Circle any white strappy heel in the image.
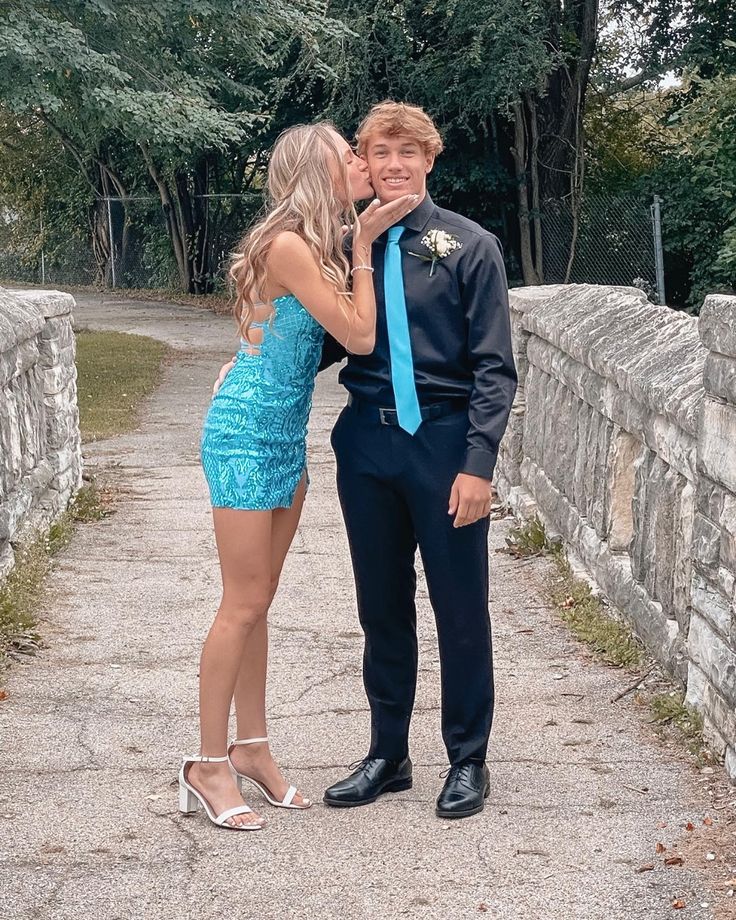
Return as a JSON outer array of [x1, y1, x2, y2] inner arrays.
[[178, 754, 265, 830], [228, 737, 312, 809]]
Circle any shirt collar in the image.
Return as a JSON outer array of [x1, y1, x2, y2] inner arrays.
[[400, 193, 436, 233]]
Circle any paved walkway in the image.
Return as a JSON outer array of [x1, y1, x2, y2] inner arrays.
[[1, 292, 732, 919]]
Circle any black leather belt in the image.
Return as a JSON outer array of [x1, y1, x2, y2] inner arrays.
[[346, 393, 467, 425]]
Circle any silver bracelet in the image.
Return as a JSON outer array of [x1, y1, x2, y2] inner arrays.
[[351, 264, 374, 275]]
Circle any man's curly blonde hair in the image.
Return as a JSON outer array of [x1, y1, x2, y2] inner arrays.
[[355, 101, 444, 158]]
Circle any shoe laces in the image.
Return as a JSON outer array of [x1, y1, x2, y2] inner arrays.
[[348, 757, 372, 772], [439, 762, 475, 782]]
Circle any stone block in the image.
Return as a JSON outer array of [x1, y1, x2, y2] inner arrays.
[[699, 293, 736, 359], [726, 746, 736, 783], [698, 398, 736, 494], [718, 566, 735, 601], [8, 287, 75, 320], [684, 662, 735, 757], [42, 362, 75, 397], [703, 352, 736, 403], [695, 476, 726, 523], [630, 448, 653, 585], [591, 417, 613, 539], [687, 611, 736, 709], [606, 430, 640, 552], [691, 570, 733, 637], [691, 511, 721, 575], [721, 494, 736, 572], [673, 481, 695, 630]]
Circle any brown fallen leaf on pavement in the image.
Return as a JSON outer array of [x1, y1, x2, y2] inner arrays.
[[665, 855, 684, 866], [636, 864, 655, 873], [672, 899, 686, 909], [478, 905, 489, 913], [685, 822, 695, 831], [703, 816, 713, 826], [0, 690, 7, 701], [656, 842, 667, 854]]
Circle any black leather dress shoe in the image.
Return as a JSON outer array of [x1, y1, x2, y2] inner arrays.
[[435, 762, 490, 819], [323, 757, 413, 807]]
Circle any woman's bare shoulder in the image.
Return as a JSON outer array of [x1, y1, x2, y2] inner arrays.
[[269, 231, 311, 261]]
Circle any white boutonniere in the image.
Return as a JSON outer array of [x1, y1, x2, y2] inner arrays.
[[409, 228, 462, 277]]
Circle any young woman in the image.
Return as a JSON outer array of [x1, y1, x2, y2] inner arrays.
[[178, 122, 418, 830]]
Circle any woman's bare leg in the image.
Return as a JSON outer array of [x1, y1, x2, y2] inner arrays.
[[187, 506, 273, 828], [230, 473, 309, 804]]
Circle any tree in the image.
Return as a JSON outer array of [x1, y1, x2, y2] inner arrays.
[[0, 1, 346, 291]]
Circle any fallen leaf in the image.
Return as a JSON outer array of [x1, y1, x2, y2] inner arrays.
[[703, 816, 713, 826], [685, 822, 695, 831], [561, 596, 576, 608], [0, 690, 8, 701], [636, 864, 655, 873], [665, 855, 684, 866], [656, 842, 667, 854], [657, 821, 668, 829], [478, 905, 488, 913], [672, 899, 686, 909]]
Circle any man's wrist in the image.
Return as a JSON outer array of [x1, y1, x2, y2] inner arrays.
[[461, 446, 498, 480]]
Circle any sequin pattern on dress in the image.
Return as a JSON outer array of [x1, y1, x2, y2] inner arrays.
[[200, 294, 325, 510]]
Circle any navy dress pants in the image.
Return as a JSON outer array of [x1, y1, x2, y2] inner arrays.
[[331, 402, 494, 765]]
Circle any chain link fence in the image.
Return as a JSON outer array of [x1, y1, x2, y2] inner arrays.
[[2, 191, 665, 302], [539, 193, 665, 302], [0, 192, 261, 293]]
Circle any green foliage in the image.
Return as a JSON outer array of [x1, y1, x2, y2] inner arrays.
[[0, 1, 349, 291], [75, 329, 170, 440], [649, 691, 704, 754], [658, 72, 736, 307], [0, 484, 108, 674], [321, 0, 552, 231], [505, 516, 556, 557], [549, 554, 645, 668]]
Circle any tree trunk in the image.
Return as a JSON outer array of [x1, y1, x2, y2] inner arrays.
[[139, 141, 191, 291], [511, 101, 542, 285], [535, 0, 598, 201]]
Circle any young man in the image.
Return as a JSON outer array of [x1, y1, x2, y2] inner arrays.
[[321, 102, 517, 818]]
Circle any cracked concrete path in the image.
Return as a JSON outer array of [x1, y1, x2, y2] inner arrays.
[[0, 292, 731, 919]]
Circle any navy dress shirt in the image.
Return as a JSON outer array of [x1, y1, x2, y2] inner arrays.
[[320, 194, 518, 479]]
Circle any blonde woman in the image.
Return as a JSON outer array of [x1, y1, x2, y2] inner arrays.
[[178, 122, 417, 830]]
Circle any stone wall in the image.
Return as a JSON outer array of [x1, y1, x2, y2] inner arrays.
[[0, 287, 82, 579], [496, 284, 736, 781]]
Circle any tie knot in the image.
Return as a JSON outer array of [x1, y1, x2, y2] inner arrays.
[[388, 225, 404, 243]]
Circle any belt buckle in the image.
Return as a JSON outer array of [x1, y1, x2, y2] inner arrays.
[[378, 407, 395, 425]]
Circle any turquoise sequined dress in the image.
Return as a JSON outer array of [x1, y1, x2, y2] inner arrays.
[[201, 294, 325, 510]]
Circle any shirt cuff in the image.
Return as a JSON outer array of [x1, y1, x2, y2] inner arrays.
[[461, 446, 498, 480]]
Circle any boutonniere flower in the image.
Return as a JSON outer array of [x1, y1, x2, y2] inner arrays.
[[409, 228, 462, 276]]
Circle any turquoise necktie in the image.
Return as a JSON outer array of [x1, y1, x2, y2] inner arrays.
[[384, 226, 422, 434]]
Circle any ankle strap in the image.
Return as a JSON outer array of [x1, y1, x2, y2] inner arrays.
[[184, 754, 229, 763], [229, 737, 268, 746]]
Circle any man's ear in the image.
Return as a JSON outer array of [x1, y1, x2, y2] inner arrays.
[[425, 154, 436, 175]]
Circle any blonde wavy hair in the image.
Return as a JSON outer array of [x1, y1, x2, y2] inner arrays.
[[230, 122, 356, 342]]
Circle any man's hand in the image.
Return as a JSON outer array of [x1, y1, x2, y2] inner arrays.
[[448, 473, 495, 528], [213, 358, 236, 396]]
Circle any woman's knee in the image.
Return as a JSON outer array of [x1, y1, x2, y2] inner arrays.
[[218, 591, 271, 630]]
